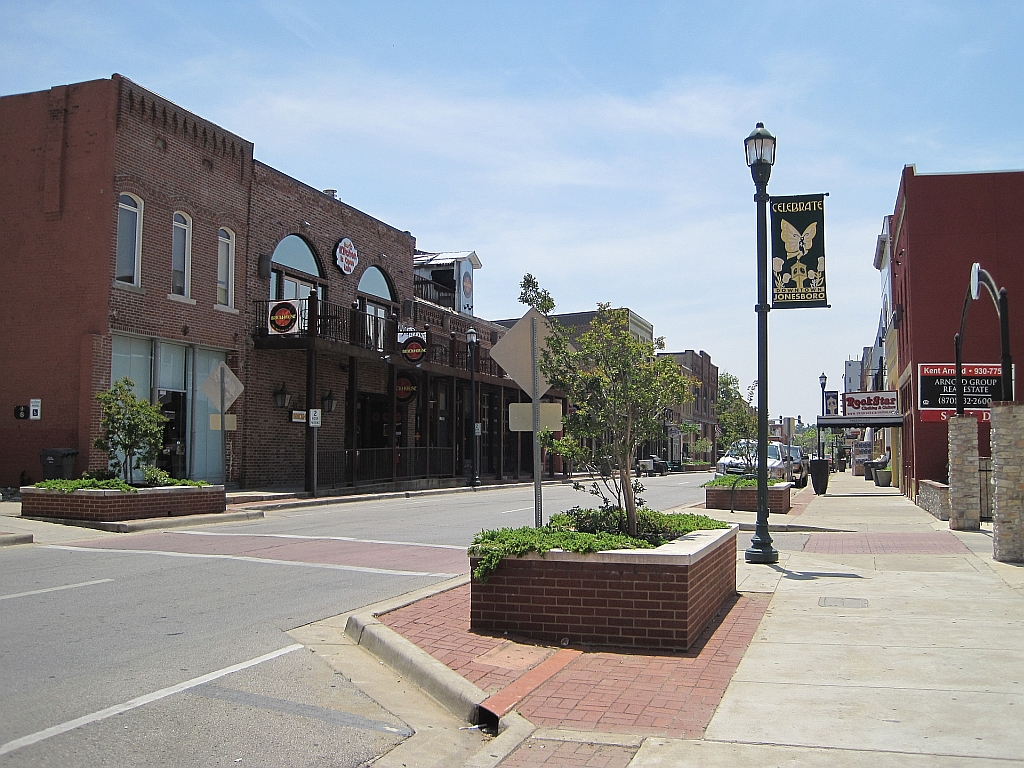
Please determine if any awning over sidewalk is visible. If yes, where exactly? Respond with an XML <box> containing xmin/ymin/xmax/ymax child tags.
<box><xmin>816</xmin><ymin>415</ymin><xmax>904</xmax><ymax>429</ymax></box>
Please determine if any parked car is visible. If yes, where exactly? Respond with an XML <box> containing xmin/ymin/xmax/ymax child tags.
<box><xmin>784</xmin><ymin>445</ymin><xmax>810</xmax><ymax>487</ymax></box>
<box><xmin>716</xmin><ymin>440</ymin><xmax>788</xmax><ymax>479</ymax></box>
<box><xmin>636</xmin><ymin>455</ymin><xmax>669</xmax><ymax>476</ymax></box>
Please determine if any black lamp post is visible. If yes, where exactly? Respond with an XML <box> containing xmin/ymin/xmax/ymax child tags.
<box><xmin>818</xmin><ymin>372</ymin><xmax>827</xmax><ymax>458</ymax></box>
<box><xmin>744</xmin><ymin>122</ymin><xmax>778</xmax><ymax>565</ymax></box>
<box><xmin>467</xmin><ymin>328</ymin><xmax>481</xmax><ymax>487</ymax></box>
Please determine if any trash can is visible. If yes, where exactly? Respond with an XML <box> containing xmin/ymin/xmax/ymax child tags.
<box><xmin>809</xmin><ymin>458</ymin><xmax>830</xmax><ymax>495</ymax></box>
<box><xmin>39</xmin><ymin>448</ymin><xmax>79</xmax><ymax>480</ymax></box>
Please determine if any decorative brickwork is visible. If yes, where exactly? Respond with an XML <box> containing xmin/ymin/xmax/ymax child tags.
<box><xmin>21</xmin><ymin>485</ymin><xmax>226</xmax><ymax>522</ymax></box>
<box><xmin>990</xmin><ymin>403</ymin><xmax>1024</xmax><ymax>563</ymax></box>
<box><xmin>948</xmin><ymin>415</ymin><xmax>980</xmax><ymax>531</ymax></box>
<box><xmin>470</xmin><ymin>527</ymin><xmax>737</xmax><ymax>651</ymax></box>
<box><xmin>704</xmin><ymin>482</ymin><xmax>792</xmax><ymax>513</ymax></box>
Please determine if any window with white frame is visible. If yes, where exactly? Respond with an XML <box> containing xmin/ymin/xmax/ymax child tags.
<box><xmin>171</xmin><ymin>212</ymin><xmax>192</xmax><ymax>296</ymax></box>
<box><xmin>217</xmin><ymin>228</ymin><xmax>234</xmax><ymax>307</ymax></box>
<box><xmin>116</xmin><ymin>194</ymin><xmax>143</xmax><ymax>285</ymax></box>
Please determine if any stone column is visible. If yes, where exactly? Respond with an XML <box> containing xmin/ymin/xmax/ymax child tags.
<box><xmin>948</xmin><ymin>415</ymin><xmax>980</xmax><ymax>531</ymax></box>
<box><xmin>991</xmin><ymin>403</ymin><xmax>1024</xmax><ymax>563</ymax></box>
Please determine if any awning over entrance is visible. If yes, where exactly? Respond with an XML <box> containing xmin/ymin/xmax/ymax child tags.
<box><xmin>817</xmin><ymin>415</ymin><xmax>904</xmax><ymax>429</ymax></box>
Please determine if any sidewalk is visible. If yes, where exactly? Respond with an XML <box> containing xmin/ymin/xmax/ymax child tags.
<box><xmin>333</xmin><ymin>470</ymin><xmax>1024</xmax><ymax>766</ymax></box>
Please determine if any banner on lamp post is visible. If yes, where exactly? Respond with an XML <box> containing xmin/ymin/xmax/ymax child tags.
<box><xmin>770</xmin><ymin>194</ymin><xmax>828</xmax><ymax>309</ymax></box>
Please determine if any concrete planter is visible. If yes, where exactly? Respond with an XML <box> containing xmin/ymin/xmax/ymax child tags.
<box><xmin>21</xmin><ymin>485</ymin><xmax>226</xmax><ymax>522</ymax></box>
<box><xmin>470</xmin><ymin>525</ymin><xmax>737</xmax><ymax>651</ymax></box>
<box><xmin>874</xmin><ymin>469</ymin><xmax>892</xmax><ymax>487</ymax></box>
<box><xmin>704</xmin><ymin>482</ymin><xmax>792</xmax><ymax>513</ymax></box>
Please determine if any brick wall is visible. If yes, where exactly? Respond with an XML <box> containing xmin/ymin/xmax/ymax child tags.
<box><xmin>705</xmin><ymin>483</ymin><xmax>792</xmax><ymax>513</ymax></box>
<box><xmin>21</xmin><ymin>485</ymin><xmax>225</xmax><ymax>521</ymax></box>
<box><xmin>470</xmin><ymin>527</ymin><xmax>737</xmax><ymax>651</ymax></box>
<box><xmin>917</xmin><ymin>479</ymin><xmax>950</xmax><ymax>521</ymax></box>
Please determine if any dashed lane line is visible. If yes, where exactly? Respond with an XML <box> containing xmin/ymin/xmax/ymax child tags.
<box><xmin>169</xmin><ymin>531</ymin><xmax>466</xmax><ymax>550</ymax></box>
<box><xmin>0</xmin><ymin>578</ymin><xmax>114</xmax><ymax>602</ymax></box>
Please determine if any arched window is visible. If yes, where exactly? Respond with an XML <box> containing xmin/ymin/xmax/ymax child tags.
<box><xmin>217</xmin><ymin>228</ymin><xmax>235</xmax><ymax>307</ymax></box>
<box><xmin>171</xmin><ymin>212</ymin><xmax>192</xmax><ymax>296</ymax></box>
<box><xmin>116</xmin><ymin>194</ymin><xmax>143</xmax><ymax>285</ymax></box>
<box><xmin>357</xmin><ymin>266</ymin><xmax>396</xmax><ymax>302</ymax></box>
<box><xmin>269</xmin><ymin>235</ymin><xmax>323</xmax><ymax>301</ymax></box>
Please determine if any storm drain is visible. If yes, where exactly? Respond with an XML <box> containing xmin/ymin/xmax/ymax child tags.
<box><xmin>818</xmin><ymin>597</ymin><xmax>868</xmax><ymax>608</ymax></box>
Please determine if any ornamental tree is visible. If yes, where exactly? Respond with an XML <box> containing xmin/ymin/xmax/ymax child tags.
<box><xmin>94</xmin><ymin>378</ymin><xmax>167</xmax><ymax>483</ymax></box>
<box><xmin>536</xmin><ymin>298</ymin><xmax>693</xmax><ymax>537</ymax></box>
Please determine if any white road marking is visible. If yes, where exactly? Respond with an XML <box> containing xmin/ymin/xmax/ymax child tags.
<box><xmin>44</xmin><ymin>546</ymin><xmax>460</xmax><ymax>578</ymax></box>
<box><xmin>170</xmin><ymin>531</ymin><xmax>466</xmax><ymax>550</ymax></box>
<box><xmin>0</xmin><ymin>644</ymin><xmax>303</xmax><ymax>757</ymax></box>
<box><xmin>0</xmin><ymin>578</ymin><xmax>114</xmax><ymax>602</ymax></box>
<box><xmin>501</xmin><ymin>506</ymin><xmax>533</xmax><ymax>514</ymax></box>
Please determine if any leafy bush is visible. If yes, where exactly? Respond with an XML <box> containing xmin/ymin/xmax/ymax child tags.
<box><xmin>549</xmin><ymin>506</ymin><xmax>728</xmax><ymax>545</ymax></box>
<box><xmin>701</xmin><ymin>476</ymin><xmax>784</xmax><ymax>489</ymax></box>
<box><xmin>469</xmin><ymin>527</ymin><xmax>651</xmax><ymax>583</ymax></box>
<box><xmin>469</xmin><ymin>507</ymin><xmax>729</xmax><ymax>582</ymax></box>
<box><xmin>81</xmin><ymin>468</ymin><xmax>117</xmax><ymax>481</ymax></box>
<box><xmin>35</xmin><ymin>478</ymin><xmax>137</xmax><ymax>493</ymax></box>
<box><xmin>142</xmin><ymin>465</ymin><xmax>207</xmax><ymax>487</ymax></box>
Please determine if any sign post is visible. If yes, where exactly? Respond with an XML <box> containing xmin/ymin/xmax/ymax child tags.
<box><xmin>200</xmin><ymin>362</ymin><xmax>243</xmax><ymax>485</ymax></box>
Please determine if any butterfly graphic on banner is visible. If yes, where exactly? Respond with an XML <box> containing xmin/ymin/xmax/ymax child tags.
<box><xmin>774</xmin><ymin>219</ymin><xmax>824</xmax><ymax>291</ymax></box>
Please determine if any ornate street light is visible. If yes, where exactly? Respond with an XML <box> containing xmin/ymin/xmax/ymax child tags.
<box><xmin>467</xmin><ymin>328</ymin><xmax>481</xmax><ymax>487</ymax></box>
<box><xmin>273</xmin><ymin>383</ymin><xmax>292</xmax><ymax>409</ymax></box>
<box><xmin>322</xmin><ymin>389</ymin><xmax>338</xmax><ymax>414</ymax></box>
<box><xmin>744</xmin><ymin>122</ymin><xmax>778</xmax><ymax>564</ymax></box>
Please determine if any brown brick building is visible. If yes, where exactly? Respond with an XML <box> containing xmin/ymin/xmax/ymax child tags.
<box><xmin>658</xmin><ymin>351</ymin><xmax>719</xmax><ymax>463</ymax></box>
<box><xmin>0</xmin><ymin>75</ymin><xmax>549</xmax><ymax>491</ymax></box>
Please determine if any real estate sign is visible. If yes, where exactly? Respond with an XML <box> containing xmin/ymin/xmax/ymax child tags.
<box><xmin>917</xmin><ymin>363</ymin><xmax>1005</xmax><ymax>422</ymax></box>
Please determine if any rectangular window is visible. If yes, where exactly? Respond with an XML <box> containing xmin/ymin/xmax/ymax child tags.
<box><xmin>111</xmin><ymin>334</ymin><xmax>152</xmax><ymax>397</ymax></box>
<box><xmin>172</xmin><ymin>213</ymin><xmax>191</xmax><ymax>296</ymax></box>
<box><xmin>217</xmin><ymin>229</ymin><xmax>234</xmax><ymax>306</ymax></box>
<box><xmin>116</xmin><ymin>195</ymin><xmax>142</xmax><ymax>284</ymax></box>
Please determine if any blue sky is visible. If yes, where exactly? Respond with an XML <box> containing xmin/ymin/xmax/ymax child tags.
<box><xmin>4</xmin><ymin>1</ymin><xmax>1023</xmax><ymax>419</ymax></box>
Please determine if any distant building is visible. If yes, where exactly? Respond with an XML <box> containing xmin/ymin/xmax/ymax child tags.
<box><xmin>658</xmin><ymin>351</ymin><xmax>719</xmax><ymax>463</ymax></box>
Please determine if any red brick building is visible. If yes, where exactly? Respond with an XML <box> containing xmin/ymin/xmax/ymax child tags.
<box><xmin>0</xmin><ymin>75</ymin><xmax>547</xmax><ymax>490</ymax></box>
<box><xmin>885</xmin><ymin>165</ymin><xmax>1024</xmax><ymax>496</ymax></box>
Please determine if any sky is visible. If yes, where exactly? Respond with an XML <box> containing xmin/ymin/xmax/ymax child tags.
<box><xmin>3</xmin><ymin>0</ymin><xmax>1023</xmax><ymax>420</ymax></box>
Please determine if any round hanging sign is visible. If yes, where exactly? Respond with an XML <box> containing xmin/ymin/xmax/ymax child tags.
<box><xmin>400</xmin><ymin>336</ymin><xmax>427</xmax><ymax>364</ymax></box>
<box><xmin>335</xmin><ymin>237</ymin><xmax>359</xmax><ymax>275</ymax></box>
<box><xmin>396</xmin><ymin>375</ymin><xmax>417</xmax><ymax>402</ymax></box>
<box><xmin>268</xmin><ymin>300</ymin><xmax>299</xmax><ymax>334</ymax></box>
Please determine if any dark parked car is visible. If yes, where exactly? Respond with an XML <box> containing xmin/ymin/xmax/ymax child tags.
<box><xmin>784</xmin><ymin>445</ymin><xmax>810</xmax><ymax>487</ymax></box>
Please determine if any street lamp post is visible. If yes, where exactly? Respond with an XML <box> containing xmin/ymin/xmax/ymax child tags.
<box><xmin>744</xmin><ymin>122</ymin><xmax>778</xmax><ymax>565</ymax></box>
<box><xmin>467</xmin><ymin>328</ymin><xmax>481</xmax><ymax>487</ymax></box>
<box><xmin>818</xmin><ymin>372</ymin><xmax>827</xmax><ymax>459</ymax></box>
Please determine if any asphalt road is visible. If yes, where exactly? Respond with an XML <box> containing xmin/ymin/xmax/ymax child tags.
<box><xmin>0</xmin><ymin>471</ymin><xmax>712</xmax><ymax>765</ymax></box>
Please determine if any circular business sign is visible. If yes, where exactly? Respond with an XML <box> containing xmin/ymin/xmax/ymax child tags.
<box><xmin>396</xmin><ymin>375</ymin><xmax>417</xmax><ymax>402</ymax></box>
<box><xmin>462</xmin><ymin>269</ymin><xmax>473</xmax><ymax>298</ymax></box>
<box><xmin>335</xmin><ymin>237</ymin><xmax>359</xmax><ymax>275</ymax></box>
<box><xmin>400</xmin><ymin>336</ymin><xmax>427</xmax><ymax>364</ymax></box>
<box><xmin>269</xmin><ymin>301</ymin><xmax>299</xmax><ymax>334</ymax></box>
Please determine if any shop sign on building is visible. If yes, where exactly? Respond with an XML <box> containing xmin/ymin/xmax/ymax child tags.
<box><xmin>268</xmin><ymin>300</ymin><xmax>301</xmax><ymax>335</ymax></box>
<box><xmin>770</xmin><ymin>194</ymin><xmax>828</xmax><ymax>309</ymax></box>
<box><xmin>917</xmin><ymin>363</ymin><xmax>1006</xmax><ymax>422</ymax></box>
<box><xmin>396</xmin><ymin>374</ymin><xmax>417</xmax><ymax>402</ymax></box>
<box><xmin>334</xmin><ymin>237</ymin><xmax>359</xmax><ymax>275</ymax></box>
<box><xmin>399</xmin><ymin>335</ymin><xmax>427</xmax><ymax>364</ymax></box>
<box><xmin>843</xmin><ymin>391</ymin><xmax>897</xmax><ymax>416</ymax></box>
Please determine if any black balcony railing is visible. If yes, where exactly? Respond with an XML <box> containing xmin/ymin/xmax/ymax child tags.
<box><xmin>414</xmin><ymin>277</ymin><xmax>456</xmax><ymax>310</ymax></box>
<box><xmin>254</xmin><ymin>298</ymin><xmax>397</xmax><ymax>354</ymax></box>
<box><xmin>317</xmin><ymin>447</ymin><xmax>458</xmax><ymax>486</ymax></box>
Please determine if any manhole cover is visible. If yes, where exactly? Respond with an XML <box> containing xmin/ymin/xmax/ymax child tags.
<box><xmin>818</xmin><ymin>597</ymin><xmax>868</xmax><ymax>608</ymax></box>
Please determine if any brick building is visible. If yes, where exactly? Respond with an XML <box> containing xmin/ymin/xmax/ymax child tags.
<box><xmin>659</xmin><ymin>351</ymin><xmax>719</xmax><ymax>463</ymax></box>
<box><xmin>0</xmin><ymin>75</ymin><xmax>552</xmax><ymax>491</ymax></box>
<box><xmin>879</xmin><ymin>165</ymin><xmax>1024</xmax><ymax>497</ymax></box>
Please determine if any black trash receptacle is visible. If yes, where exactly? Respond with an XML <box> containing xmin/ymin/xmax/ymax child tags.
<box><xmin>39</xmin><ymin>448</ymin><xmax>79</xmax><ymax>480</ymax></box>
<box><xmin>809</xmin><ymin>458</ymin><xmax>830</xmax><ymax>495</ymax></box>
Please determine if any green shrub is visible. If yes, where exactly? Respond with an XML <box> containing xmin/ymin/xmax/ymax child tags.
<box><xmin>701</xmin><ymin>476</ymin><xmax>784</xmax><ymax>489</ymax></box>
<box><xmin>81</xmin><ymin>468</ymin><xmax>117</xmax><ymax>481</ymax></box>
<box><xmin>142</xmin><ymin>465</ymin><xmax>207</xmax><ymax>487</ymax></box>
<box><xmin>468</xmin><ymin>527</ymin><xmax>651</xmax><ymax>583</ymax></box>
<box><xmin>549</xmin><ymin>505</ymin><xmax>728</xmax><ymax>545</ymax></box>
<box><xmin>35</xmin><ymin>478</ymin><xmax>137</xmax><ymax>493</ymax></box>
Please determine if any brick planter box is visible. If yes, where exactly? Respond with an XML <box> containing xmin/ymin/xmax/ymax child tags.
<box><xmin>705</xmin><ymin>482</ymin><xmax>792</xmax><ymax>513</ymax></box>
<box><xmin>470</xmin><ymin>525</ymin><xmax>737</xmax><ymax>651</ymax></box>
<box><xmin>20</xmin><ymin>485</ymin><xmax>226</xmax><ymax>522</ymax></box>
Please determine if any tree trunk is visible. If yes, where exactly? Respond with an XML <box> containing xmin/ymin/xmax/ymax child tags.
<box><xmin>619</xmin><ymin>460</ymin><xmax>637</xmax><ymax>537</ymax></box>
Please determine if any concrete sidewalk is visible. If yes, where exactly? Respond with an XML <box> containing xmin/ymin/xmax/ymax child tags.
<box><xmin>324</xmin><ymin>470</ymin><xmax>1024</xmax><ymax>767</ymax></box>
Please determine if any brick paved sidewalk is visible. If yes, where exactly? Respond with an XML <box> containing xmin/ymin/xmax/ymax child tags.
<box><xmin>379</xmin><ymin>582</ymin><xmax>770</xmax><ymax>759</ymax></box>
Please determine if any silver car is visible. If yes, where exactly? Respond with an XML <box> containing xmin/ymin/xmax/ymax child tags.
<box><xmin>716</xmin><ymin>440</ymin><xmax>788</xmax><ymax>479</ymax></box>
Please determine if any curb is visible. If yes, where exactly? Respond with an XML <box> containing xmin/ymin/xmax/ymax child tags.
<box><xmin>737</xmin><ymin>523</ymin><xmax>851</xmax><ymax>533</ymax></box>
<box><xmin>342</xmin><ymin>575</ymin><xmax>538</xmax><ymax>766</ymax></box>
<box><xmin>21</xmin><ymin>509</ymin><xmax>264</xmax><ymax>533</ymax></box>
<box><xmin>0</xmin><ymin>532</ymin><xmax>33</xmax><ymax>547</ymax></box>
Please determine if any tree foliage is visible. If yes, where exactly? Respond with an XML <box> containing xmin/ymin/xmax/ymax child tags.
<box><xmin>537</xmin><ymin>299</ymin><xmax>693</xmax><ymax>536</ymax></box>
<box><xmin>94</xmin><ymin>378</ymin><xmax>167</xmax><ymax>483</ymax></box>
<box><xmin>717</xmin><ymin>372</ymin><xmax>758</xmax><ymax>459</ymax></box>
<box><xmin>518</xmin><ymin>273</ymin><xmax>556</xmax><ymax>315</ymax></box>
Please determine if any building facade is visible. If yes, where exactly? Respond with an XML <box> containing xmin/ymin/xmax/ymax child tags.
<box><xmin>659</xmin><ymin>350</ymin><xmax>719</xmax><ymax>463</ymax></box>
<box><xmin>880</xmin><ymin>165</ymin><xmax>1024</xmax><ymax>497</ymax></box>
<box><xmin>0</xmin><ymin>75</ymin><xmax>556</xmax><ymax>490</ymax></box>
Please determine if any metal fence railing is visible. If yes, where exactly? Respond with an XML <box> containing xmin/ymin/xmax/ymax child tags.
<box><xmin>317</xmin><ymin>447</ymin><xmax>458</xmax><ymax>487</ymax></box>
